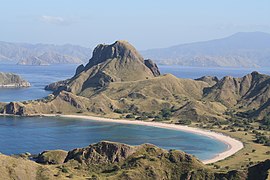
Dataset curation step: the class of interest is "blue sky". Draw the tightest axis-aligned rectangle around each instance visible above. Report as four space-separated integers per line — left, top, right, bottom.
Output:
1 0 270 49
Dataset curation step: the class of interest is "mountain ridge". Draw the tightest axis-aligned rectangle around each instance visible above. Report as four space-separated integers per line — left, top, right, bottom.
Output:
0 41 91 65
141 32 270 67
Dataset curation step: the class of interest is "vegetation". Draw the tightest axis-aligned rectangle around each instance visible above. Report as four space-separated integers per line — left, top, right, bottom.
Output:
176 119 192 125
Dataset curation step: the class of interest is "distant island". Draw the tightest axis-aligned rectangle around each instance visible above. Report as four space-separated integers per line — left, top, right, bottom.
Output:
0 40 269 179
0 72 30 88
0 41 91 65
141 32 270 68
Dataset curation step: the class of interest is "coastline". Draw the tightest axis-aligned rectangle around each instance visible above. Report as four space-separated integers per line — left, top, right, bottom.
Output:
42 114 244 164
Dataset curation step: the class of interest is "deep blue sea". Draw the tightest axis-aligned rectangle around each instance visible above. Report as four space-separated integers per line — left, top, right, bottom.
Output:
0 64 268 160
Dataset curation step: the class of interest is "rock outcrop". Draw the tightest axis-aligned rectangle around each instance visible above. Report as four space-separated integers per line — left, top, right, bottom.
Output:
0 141 267 179
0 72 30 88
65 141 137 164
144 59 161 77
36 150 68 165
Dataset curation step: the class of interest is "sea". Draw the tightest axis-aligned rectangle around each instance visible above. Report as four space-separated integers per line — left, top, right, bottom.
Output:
0 64 268 160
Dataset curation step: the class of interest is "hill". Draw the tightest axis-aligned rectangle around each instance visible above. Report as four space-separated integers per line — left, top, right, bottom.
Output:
0 72 30 87
0 41 90 65
0 141 268 179
141 32 270 68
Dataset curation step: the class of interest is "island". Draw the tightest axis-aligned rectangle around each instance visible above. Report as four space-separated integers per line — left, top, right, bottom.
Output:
0 72 30 88
0 40 269 179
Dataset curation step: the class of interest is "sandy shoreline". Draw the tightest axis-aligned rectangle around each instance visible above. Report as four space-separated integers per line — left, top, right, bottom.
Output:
41 114 244 164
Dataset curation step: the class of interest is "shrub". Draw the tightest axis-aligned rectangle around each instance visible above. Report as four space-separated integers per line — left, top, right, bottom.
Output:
61 166 68 173
160 108 172 118
126 114 135 118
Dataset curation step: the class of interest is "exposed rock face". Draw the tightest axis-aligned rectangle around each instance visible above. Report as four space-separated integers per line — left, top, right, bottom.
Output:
36 150 68 165
85 40 144 69
3 102 25 115
0 72 30 88
144 59 161 77
44 79 70 92
65 141 137 164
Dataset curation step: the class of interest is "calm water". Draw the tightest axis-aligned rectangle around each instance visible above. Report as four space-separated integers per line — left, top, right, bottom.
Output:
0 64 78 102
0 64 266 160
0 116 227 160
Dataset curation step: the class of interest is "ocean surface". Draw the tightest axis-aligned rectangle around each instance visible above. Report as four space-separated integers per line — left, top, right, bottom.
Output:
0 116 227 160
0 64 268 160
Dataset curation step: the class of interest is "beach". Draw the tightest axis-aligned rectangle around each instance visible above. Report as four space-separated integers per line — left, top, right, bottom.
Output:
43 114 244 164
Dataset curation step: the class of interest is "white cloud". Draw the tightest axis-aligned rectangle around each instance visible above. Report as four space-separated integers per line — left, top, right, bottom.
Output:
40 15 72 25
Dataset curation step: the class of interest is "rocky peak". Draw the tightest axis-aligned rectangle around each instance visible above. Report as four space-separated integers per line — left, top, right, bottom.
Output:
85 40 144 70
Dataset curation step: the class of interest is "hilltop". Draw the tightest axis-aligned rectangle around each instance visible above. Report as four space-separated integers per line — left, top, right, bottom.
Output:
142 32 270 68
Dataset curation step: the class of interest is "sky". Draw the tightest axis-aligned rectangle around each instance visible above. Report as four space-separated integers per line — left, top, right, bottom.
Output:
1 0 270 50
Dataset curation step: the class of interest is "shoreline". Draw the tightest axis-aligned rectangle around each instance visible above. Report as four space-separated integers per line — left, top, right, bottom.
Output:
42 114 244 164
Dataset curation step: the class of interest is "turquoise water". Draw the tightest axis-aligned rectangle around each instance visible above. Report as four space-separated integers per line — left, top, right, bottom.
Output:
0 116 227 160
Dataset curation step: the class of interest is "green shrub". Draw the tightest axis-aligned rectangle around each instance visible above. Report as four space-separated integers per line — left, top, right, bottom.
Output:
126 114 135 118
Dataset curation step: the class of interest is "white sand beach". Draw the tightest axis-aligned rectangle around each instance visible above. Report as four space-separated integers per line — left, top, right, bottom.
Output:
43 114 244 164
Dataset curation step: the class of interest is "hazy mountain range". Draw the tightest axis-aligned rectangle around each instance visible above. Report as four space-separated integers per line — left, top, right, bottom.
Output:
0 42 91 65
1 32 270 67
141 32 270 68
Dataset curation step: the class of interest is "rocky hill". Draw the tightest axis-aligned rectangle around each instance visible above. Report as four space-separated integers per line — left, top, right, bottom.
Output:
2 41 225 122
0 41 90 65
0 141 268 179
3 40 270 122
141 32 270 68
0 72 30 87
202 71 270 119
